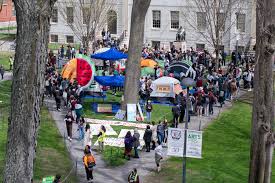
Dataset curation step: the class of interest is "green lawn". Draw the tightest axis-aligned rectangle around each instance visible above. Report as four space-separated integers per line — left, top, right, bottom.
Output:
0 81 77 182
0 26 16 31
0 52 13 71
145 102 275 183
0 33 16 41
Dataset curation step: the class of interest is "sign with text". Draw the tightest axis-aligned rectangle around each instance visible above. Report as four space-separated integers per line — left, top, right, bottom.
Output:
115 109 126 120
186 130 203 158
97 104 112 113
127 104 136 122
167 128 185 157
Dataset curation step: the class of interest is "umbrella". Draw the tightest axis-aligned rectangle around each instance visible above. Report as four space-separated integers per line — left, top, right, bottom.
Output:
141 59 157 68
168 61 196 79
141 67 155 77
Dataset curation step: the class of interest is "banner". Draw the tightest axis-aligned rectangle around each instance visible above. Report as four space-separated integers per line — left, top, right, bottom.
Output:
127 104 136 121
85 118 150 129
94 137 145 149
186 130 203 158
167 128 185 157
89 124 117 136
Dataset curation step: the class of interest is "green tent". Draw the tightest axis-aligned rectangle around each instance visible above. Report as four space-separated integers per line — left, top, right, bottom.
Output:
42 176 55 183
155 59 165 68
141 67 155 77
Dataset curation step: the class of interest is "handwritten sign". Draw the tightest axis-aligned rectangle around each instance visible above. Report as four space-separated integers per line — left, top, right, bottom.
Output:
186 130 202 158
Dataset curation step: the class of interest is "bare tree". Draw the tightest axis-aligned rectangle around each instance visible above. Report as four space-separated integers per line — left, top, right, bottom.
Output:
248 0 275 182
3 0 56 182
183 0 247 70
122 0 151 109
58 0 116 52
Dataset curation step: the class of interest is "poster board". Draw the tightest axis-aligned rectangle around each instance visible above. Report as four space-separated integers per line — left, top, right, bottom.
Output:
186 130 203 158
115 109 126 120
97 104 112 113
127 104 136 122
167 128 185 157
137 103 144 121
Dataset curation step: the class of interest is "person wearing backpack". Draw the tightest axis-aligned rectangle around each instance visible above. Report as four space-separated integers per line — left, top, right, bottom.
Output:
83 149 96 182
124 131 134 160
128 168 140 183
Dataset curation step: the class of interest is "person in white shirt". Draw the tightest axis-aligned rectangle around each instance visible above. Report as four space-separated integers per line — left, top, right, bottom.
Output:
155 141 163 172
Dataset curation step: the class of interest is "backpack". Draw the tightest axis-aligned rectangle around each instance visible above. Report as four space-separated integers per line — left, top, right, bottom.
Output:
87 155 96 171
129 171 138 183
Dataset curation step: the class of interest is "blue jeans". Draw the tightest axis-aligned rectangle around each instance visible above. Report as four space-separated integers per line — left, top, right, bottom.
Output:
78 126 84 140
134 147 139 157
157 133 163 144
146 112 151 121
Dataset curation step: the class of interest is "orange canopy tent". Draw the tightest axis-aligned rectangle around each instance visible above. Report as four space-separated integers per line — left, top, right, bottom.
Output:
140 59 157 68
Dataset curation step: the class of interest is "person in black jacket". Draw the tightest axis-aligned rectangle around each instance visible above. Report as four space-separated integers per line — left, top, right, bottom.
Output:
172 104 181 128
143 125 152 152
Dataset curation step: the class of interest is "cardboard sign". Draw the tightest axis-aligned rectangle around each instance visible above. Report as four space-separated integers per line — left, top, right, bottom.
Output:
115 109 126 120
186 130 203 158
157 85 171 93
167 128 185 157
127 104 136 122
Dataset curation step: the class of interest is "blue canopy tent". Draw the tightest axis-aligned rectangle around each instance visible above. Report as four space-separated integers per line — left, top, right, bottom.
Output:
94 76 125 87
91 47 128 60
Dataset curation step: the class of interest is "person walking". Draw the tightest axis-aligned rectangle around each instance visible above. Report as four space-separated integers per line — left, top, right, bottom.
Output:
133 128 140 158
84 124 92 149
124 131 134 160
155 141 163 172
97 125 106 152
78 116 85 141
128 168 140 183
145 100 153 122
143 125 152 152
0 65 5 80
156 121 164 144
64 111 74 141
83 148 96 182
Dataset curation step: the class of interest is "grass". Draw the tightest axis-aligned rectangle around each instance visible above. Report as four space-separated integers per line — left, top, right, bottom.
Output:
0 33 16 41
0 52 13 71
144 102 275 183
0 26 16 31
0 80 77 182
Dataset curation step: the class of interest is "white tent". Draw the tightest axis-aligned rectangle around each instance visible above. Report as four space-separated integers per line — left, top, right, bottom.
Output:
150 77 181 98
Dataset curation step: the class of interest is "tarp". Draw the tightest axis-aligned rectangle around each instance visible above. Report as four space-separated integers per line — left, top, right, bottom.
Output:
94 76 125 87
141 67 154 77
91 47 128 60
141 59 157 68
155 59 165 68
152 76 180 85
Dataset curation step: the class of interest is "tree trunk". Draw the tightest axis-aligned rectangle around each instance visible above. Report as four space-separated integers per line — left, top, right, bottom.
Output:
4 0 56 182
122 0 151 109
248 0 275 183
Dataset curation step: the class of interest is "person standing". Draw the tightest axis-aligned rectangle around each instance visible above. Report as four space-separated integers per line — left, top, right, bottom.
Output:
128 168 140 183
156 121 164 144
155 141 163 172
78 116 85 141
151 121 157 150
9 56 13 71
64 111 74 141
84 124 92 149
143 125 152 152
124 131 134 160
60 45 64 58
97 125 106 152
83 148 96 182
133 129 140 158
145 100 153 122
172 104 180 128
0 65 5 80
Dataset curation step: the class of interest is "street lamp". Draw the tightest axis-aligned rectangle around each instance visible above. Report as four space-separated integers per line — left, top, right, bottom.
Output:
181 77 196 183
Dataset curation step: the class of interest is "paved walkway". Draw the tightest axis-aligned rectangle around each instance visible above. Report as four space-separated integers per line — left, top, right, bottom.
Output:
44 88 246 183
0 72 12 82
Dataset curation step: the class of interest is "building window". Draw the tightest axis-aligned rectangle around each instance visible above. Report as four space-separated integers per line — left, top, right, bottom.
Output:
82 7 89 25
107 10 117 34
12 3 16 16
196 44 205 51
66 35 74 43
51 8 58 23
171 11 179 29
152 41 160 49
236 13 245 32
66 7 74 24
217 13 225 31
197 12 206 31
50 35 58 43
152 10 161 28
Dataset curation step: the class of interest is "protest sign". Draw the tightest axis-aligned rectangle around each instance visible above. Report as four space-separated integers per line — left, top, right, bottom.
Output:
127 104 136 121
186 130 203 158
167 128 185 157
115 109 126 120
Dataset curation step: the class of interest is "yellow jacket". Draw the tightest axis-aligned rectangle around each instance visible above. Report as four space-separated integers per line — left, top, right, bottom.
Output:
98 129 106 142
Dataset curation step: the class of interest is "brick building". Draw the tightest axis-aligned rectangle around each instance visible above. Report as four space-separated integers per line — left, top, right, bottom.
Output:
0 0 16 22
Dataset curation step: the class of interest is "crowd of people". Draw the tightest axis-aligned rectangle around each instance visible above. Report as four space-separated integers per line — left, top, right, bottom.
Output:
44 40 255 182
